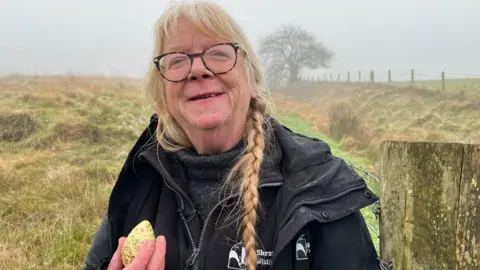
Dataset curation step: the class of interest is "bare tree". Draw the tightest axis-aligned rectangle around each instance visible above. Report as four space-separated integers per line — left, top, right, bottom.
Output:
259 24 334 84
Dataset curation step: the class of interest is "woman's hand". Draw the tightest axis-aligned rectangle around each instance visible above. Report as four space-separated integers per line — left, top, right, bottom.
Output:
107 236 166 270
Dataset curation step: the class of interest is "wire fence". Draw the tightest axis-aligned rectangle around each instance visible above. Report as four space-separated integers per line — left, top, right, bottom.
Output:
298 69 480 94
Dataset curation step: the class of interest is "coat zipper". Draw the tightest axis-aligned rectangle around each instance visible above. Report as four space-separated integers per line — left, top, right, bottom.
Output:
153 151 199 269
270 183 367 258
191 182 283 270
160 177 198 270
190 193 237 270
163 181 283 270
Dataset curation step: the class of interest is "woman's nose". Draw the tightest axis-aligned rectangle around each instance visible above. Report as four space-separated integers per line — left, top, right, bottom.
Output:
188 56 213 80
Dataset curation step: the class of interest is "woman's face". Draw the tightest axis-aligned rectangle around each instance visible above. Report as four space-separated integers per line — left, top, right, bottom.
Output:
161 17 255 140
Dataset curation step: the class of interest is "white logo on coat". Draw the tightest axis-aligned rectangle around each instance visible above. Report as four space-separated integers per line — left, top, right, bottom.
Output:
296 234 311 260
227 242 273 269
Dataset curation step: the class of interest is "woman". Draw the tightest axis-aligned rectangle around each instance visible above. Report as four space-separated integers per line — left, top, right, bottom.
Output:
84 1 380 269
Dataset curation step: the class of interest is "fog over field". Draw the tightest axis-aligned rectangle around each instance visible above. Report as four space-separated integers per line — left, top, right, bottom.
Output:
1 0 479 79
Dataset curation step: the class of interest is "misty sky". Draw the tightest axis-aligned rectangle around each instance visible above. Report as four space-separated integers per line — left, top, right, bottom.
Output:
1 0 479 81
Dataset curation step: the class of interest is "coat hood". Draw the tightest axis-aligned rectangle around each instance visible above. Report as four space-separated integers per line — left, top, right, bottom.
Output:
269 118 378 257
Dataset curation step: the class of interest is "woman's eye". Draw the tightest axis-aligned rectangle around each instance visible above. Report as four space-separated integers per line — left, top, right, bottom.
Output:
168 57 188 68
207 50 230 58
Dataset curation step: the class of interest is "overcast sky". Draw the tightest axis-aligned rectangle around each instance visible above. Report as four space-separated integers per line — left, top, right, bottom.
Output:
1 0 479 80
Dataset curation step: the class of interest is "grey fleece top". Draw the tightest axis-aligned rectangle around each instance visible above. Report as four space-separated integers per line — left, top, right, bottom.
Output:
175 138 283 221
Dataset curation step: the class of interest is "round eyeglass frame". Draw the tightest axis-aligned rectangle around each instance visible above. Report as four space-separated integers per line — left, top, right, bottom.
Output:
153 42 241 82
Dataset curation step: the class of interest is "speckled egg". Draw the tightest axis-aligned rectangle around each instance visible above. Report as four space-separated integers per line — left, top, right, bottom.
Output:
122 220 155 267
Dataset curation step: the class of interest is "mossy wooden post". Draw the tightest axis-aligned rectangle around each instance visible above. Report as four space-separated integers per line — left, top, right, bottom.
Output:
380 141 480 269
456 144 480 269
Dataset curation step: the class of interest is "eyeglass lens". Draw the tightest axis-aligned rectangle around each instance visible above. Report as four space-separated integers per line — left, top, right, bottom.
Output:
158 44 236 81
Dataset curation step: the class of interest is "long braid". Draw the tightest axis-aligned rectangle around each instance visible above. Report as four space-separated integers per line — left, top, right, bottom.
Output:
240 105 265 270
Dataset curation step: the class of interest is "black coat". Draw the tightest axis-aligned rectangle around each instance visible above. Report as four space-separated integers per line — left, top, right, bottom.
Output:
83 115 380 270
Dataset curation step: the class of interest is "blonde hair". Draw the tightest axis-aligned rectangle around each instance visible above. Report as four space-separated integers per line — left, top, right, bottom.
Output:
144 1 274 269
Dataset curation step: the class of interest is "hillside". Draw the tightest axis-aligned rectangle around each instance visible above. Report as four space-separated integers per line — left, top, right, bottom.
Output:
273 81 480 170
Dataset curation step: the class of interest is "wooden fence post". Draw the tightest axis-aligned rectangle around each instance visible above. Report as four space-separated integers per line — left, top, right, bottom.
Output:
370 70 375 83
388 70 392 83
359 71 362 83
411 69 414 84
442 71 446 91
379 141 480 269
347 71 350 82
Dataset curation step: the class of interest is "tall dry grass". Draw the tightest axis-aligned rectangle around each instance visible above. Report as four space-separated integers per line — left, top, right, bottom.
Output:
0 75 152 269
0 112 41 142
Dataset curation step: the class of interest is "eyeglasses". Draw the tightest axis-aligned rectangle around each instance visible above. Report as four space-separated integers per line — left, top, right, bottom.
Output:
153 42 240 82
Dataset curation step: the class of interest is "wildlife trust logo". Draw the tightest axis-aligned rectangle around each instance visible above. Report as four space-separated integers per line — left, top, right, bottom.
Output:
227 242 273 269
227 234 311 269
295 234 311 260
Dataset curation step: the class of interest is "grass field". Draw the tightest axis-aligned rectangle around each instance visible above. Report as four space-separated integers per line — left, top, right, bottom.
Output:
274 79 480 173
0 75 382 269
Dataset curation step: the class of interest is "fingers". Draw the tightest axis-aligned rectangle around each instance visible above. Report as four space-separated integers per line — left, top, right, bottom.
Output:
146 236 167 270
125 239 155 269
107 237 126 270
107 236 166 270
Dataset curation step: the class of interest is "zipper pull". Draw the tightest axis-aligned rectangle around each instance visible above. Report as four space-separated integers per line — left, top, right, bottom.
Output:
185 247 200 268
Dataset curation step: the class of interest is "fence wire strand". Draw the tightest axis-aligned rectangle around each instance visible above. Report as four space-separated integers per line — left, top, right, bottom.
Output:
346 162 382 235
346 162 392 268
346 161 380 184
